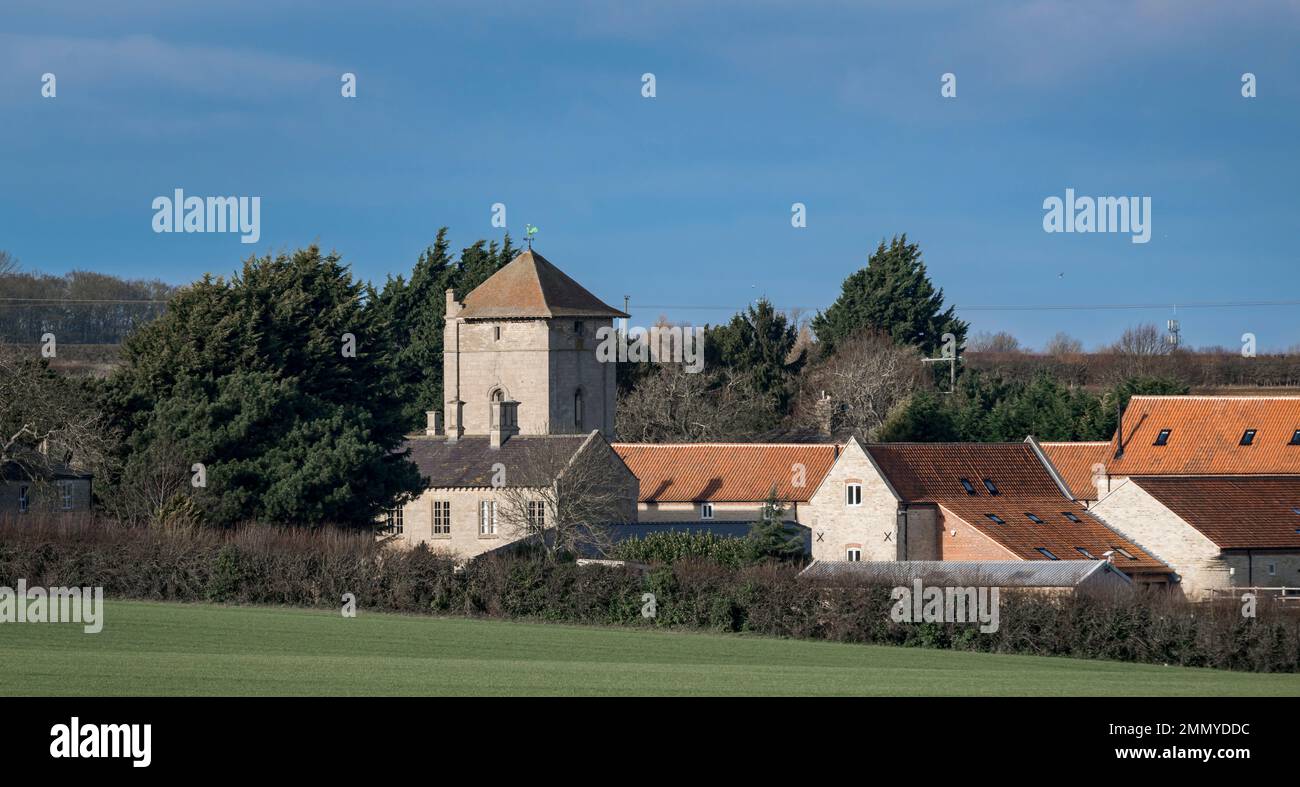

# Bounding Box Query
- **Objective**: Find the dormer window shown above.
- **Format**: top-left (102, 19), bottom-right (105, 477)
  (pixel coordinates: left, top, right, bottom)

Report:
top-left (1153, 429), bottom-right (1171, 446)
top-left (982, 479), bottom-right (999, 495)
top-left (1240, 429), bottom-right (1257, 446)
top-left (959, 478), bottom-right (976, 495)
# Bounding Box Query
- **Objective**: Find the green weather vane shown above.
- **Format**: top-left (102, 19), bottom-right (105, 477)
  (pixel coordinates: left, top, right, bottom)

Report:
top-left (524, 224), bottom-right (539, 249)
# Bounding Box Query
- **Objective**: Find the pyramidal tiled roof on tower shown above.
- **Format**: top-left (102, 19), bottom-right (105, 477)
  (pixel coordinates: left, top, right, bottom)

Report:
top-left (457, 249), bottom-right (630, 319)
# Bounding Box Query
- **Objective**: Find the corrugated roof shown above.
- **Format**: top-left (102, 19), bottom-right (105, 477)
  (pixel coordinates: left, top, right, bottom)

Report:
top-left (799, 559), bottom-right (1132, 587)
top-left (1131, 476), bottom-right (1300, 549)
top-left (1039, 441), bottom-right (1110, 501)
top-left (865, 443), bottom-right (1169, 572)
top-left (1107, 395), bottom-right (1300, 476)
top-left (404, 434), bottom-right (591, 487)
top-left (457, 250), bottom-right (629, 320)
top-left (612, 442), bottom-right (839, 503)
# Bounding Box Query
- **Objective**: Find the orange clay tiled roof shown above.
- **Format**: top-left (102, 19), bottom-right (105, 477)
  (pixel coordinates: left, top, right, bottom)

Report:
top-left (458, 250), bottom-right (629, 320)
top-left (1106, 396), bottom-right (1300, 477)
top-left (611, 443), bottom-right (839, 503)
top-left (1130, 477), bottom-right (1300, 550)
top-left (1039, 441), bottom-right (1110, 501)
top-left (865, 443), bottom-right (1170, 572)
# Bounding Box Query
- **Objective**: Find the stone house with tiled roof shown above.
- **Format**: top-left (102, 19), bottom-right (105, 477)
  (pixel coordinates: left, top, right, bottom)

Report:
top-left (1089, 477), bottom-right (1300, 599)
top-left (612, 442), bottom-right (839, 524)
top-left (1038, 396), bottom-right (1300, 596)
top-left (801, 438), bottom-right (1173, 587)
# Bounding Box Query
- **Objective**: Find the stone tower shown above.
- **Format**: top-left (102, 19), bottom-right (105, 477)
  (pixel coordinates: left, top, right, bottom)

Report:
top-left (441, 249), bottom-right (628, 441)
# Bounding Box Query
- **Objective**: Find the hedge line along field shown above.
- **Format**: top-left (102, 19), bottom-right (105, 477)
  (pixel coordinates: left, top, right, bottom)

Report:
top-left (4, 601), bottom-right (1300, 697)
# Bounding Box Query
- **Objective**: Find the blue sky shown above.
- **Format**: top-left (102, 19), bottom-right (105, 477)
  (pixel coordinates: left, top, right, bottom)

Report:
top-left (2, 0), bottom-right (1298, 351)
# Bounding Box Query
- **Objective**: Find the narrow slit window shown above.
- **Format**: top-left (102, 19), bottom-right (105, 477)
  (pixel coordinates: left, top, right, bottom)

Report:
top-left (1153, 429), bottom-right (1171, 446)
top-left (700, 502), bottom-right (714, 520)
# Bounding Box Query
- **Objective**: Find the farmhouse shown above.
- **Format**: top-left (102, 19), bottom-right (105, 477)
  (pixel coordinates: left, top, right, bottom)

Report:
top-left (1042, 396), bottom-right (1300, 597)
top-left (1, 454), bottom-right (92, 516)
top-left (799, 437), bottom-right (1172, 587)
top-left (1088, 477), bottom-right (1300, 599)
top-left (613, 442), bottom-right (838, 523)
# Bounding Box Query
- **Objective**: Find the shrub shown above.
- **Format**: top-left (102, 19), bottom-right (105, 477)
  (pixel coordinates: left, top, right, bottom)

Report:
top-left (1, 515), bottom-right (1296, 673)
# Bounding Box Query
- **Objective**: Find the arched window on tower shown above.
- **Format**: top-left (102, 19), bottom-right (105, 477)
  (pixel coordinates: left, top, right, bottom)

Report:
top-left (574, 389), bottom-right (584, 430)
top-left (490, 388), bottom-right (504, 428)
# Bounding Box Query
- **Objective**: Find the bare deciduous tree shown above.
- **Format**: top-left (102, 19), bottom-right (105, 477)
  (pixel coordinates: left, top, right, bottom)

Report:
top-left (1044, 331), bottom-right (1084, 356)
top-left (967, 330), bottom-right (1022, 353)
top-left (0, 343), bottom-right (112, 482)
top-left (616, 364), bottom-right (778, 442)
top-left (497, 435), bottom-right (636, 560)
top-left (0, 251), bottom-right (18, 277)
top-left (794, 330), bottom-right (923, 439)
top-left (100, 438), bottom-right (199, 528)
top-left (1112, 323), bottom-right (1172, 356)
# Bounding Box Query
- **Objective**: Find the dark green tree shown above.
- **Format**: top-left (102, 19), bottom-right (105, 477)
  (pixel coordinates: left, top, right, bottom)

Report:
top-left (812, 235), bottom-right (966, 356)
top-left (102, 246), bottom-right (423, 527)
top-left (877, 391), bottom-right (961, 442)
top-left (706, 297), bottom-right (802, 413)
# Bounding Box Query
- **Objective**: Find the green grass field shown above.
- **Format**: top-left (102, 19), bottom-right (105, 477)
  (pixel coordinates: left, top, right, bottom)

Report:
top-left (2, 601), bottom-right (1298, 696)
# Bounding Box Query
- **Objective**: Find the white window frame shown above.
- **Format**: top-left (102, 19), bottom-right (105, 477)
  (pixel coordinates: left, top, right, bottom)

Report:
top-left (846, 548), bottom-right (862, 562)
top-left (527, 500), bottom-right (546, 530)
top-left (845, 483), bottom-right (862, 507)
top-left (700, 502), bottom-right (714, 520)
top-left (431, 500), bottom-right (450, 535)
top-left (479, 500), bottom-right (497, 536)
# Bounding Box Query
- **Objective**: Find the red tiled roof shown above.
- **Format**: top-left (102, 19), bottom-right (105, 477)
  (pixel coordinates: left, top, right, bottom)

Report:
top-left (1130, 476), bottom-right (1300, 550)
top-left (865, 443), bottom-right (1169, 572)
top-left (1039, 442), bottom-right (1110, 501)
top-left (1107, 396), bottom-right (1300, 477)
top-left (458, 250), bottom-right (629, 320)
top-left (611, 443), bottom-right (839, 503)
